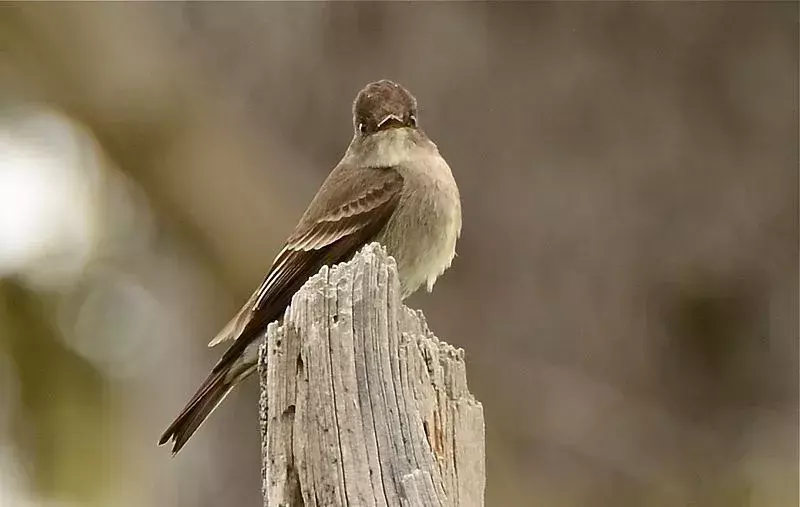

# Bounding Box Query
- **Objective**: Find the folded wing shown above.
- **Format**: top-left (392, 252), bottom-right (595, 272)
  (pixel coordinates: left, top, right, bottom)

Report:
top-left (160, 165), bottom-right (404, 454)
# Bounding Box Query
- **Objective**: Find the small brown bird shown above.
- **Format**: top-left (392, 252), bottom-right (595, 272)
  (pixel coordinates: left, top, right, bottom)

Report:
top-left (159, 80), bottom-right (461, 454)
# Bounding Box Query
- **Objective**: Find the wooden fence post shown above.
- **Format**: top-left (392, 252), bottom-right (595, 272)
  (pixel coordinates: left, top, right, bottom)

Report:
top-left (259, 243), bottom-right (485, 506)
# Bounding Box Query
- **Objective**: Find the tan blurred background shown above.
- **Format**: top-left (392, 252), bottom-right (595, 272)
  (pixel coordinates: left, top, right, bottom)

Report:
top-left (0, 3), bottom-right (797, 506)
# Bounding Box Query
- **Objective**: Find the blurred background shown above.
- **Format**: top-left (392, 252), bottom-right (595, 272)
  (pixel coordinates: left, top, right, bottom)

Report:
top-left (0, 3), bottom-right (796, 506)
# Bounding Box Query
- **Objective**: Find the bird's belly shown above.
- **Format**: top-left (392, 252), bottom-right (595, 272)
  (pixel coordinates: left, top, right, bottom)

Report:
top-left (376, 180), bottom-right (460, 298)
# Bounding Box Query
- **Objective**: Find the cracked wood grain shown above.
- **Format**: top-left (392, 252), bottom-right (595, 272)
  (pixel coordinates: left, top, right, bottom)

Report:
top-left (260, 243), bottom-right (485, 507)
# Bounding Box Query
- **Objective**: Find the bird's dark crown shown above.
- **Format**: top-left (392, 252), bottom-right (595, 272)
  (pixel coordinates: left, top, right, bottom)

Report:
top-left (353, 80), bottom-right (418, 135)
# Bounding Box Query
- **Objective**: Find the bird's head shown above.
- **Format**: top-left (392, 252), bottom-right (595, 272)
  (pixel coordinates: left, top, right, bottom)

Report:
top-left (353, 80), bottom-right (418, 136)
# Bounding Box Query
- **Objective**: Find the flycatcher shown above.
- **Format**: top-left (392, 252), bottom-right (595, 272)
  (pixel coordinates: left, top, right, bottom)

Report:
top-left (159, 80), bottom-right (461, 454)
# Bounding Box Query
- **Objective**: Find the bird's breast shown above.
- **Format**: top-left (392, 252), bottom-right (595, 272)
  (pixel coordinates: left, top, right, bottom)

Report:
top-left (377, 152), bottom-right (461, 298)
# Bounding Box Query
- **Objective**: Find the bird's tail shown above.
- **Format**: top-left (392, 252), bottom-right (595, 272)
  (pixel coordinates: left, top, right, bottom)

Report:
top-left (158, 361), bottom-right (255, 455)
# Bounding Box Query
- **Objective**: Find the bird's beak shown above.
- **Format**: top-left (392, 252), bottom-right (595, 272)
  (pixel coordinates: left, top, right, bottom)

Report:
top-left (377, 113), bottom-right (404, 130)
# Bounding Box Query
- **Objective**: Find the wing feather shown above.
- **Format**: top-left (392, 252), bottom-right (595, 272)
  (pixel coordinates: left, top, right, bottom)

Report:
top-left (207, 167), bottom-right (403, 359)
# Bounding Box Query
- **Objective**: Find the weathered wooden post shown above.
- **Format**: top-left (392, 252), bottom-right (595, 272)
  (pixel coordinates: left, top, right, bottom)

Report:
top-left (258, 243), bottom-right (485, 506)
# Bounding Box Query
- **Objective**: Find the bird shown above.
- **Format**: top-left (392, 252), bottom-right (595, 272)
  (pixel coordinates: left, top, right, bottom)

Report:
top-left (159, 79), bottom-right (461, 455)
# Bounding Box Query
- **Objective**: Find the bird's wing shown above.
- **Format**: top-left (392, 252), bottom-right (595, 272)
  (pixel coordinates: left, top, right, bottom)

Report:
top-left (206, 165), bottom-right (404, 362)
top-left (207, 290), bottom-right (259, 348)
top-left (160, 165), bottom-right (404, 453)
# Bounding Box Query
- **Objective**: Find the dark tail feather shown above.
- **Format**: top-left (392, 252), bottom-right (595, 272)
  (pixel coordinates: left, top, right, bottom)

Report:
top-left (159, 368), bottom-right (234, 455)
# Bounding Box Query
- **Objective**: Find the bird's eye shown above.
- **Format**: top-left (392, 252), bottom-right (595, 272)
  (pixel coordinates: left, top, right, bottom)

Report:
top-left (358, 122), bottom-right (367, 134)
top-left (408, 114), bottom-right (417, 127)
